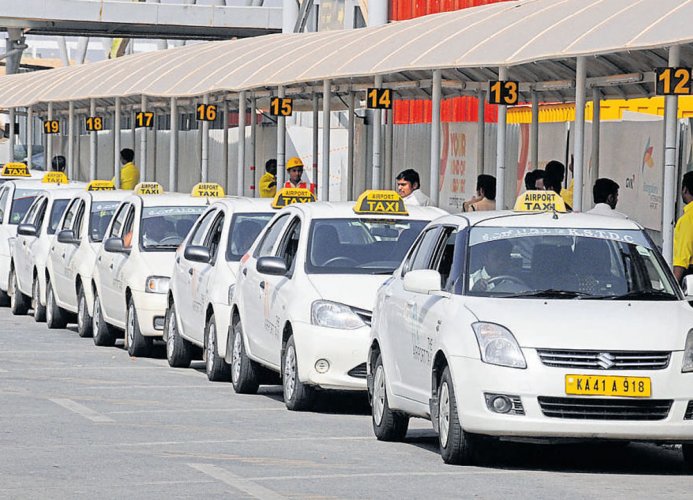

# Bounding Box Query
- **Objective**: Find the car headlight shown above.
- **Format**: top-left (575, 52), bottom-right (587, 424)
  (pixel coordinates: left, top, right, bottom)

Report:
top-left (311, 300), bottom-right (366, 330)
top-left (472, 322), bottom-right (526, 369)
top-left (227, 284), bottom-right (236, 306)
top-left (145, 276), bottom-right (170, 294)
top-left (682, 329), bottom-right (693, 373)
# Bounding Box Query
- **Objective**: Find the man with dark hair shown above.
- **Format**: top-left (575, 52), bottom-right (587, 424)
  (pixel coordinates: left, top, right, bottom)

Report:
top-left (586, 178), bottom-right (627, 218)
top-left (463, 174), bottom-right (496, 211)
top-left (51, 155), bottom-right (66, 173)
top-left (545, 158), bottom-right (574, 205)
top-left (524, 170), bottom-right (536, 191)
top-left (673, 171), bottom-right (693, 283)
top-left (112, 148), bottom-right (140, 190)
top-left (396, 169), bottom-right (431, 206)
top-left (533, 169), bottom-right (545, 190)
top-left (259, 158), bottom-right (277, 198)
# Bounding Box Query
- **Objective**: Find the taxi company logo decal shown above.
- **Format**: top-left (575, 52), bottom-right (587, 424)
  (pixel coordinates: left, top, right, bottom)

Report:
top-left (596, 352), bottom-right (615, 370)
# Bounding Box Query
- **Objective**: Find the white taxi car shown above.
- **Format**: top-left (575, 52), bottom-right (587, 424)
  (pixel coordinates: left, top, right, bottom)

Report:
top-left (45, 181), bottom-right (130, 332)
top-left (9, 173), bottom-right (85, 320)
top-left (166, 197), bottom-right (274, 380)
top-left (231, 190), bottom-right (445, 410)
top-left (90, 182), bottom-right (214, 357)
top-left (368, 191), bottom-right (693, 467)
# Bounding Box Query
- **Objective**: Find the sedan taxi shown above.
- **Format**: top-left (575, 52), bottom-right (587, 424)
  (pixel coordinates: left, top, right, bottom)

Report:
top-left (91, 182), bottom-right (213, 356)
top-left (231, 189), bottom-right (445, 410)
top-left (368, 191), bottom-right (693, 467)
top-left (9, 173), bottom-right (85, 320)
top-left (45, 181), bottom-right (130, 332)
top-left (166, 197), bottom-right (274, 380)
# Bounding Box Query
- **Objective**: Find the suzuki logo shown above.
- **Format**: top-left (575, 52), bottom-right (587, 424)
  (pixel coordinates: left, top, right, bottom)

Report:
top-left (596, 352), bottom-right (615, 369)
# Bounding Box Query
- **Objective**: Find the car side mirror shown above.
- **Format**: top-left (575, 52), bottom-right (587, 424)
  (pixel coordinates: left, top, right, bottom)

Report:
top-left (403, 269), bottom-right (442, 294)
top-left (57, 229), bottom-right (79, 245)
top-left (104, 237), bottom-right (130, 254)
top-left (256, 256), bottom-right (288, 276)
top-left (184, 245), bottom-right (211, 264)
top-left (17, 223), bottom-right (37, 237)
top-left (683, 275), bottom-right (693, 299)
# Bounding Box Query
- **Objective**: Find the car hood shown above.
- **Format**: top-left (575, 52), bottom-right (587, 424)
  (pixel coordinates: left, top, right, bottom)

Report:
top-left (306, 273), bottom-right (390, 312)
top-left (464, 297), bottom-right (693, 351)
top-left (140, 251), bottom-right (176, 278)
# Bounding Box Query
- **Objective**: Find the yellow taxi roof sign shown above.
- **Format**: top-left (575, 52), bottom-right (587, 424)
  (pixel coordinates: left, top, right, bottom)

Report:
top-left (271, 188), bottom-right (315, 209)
top-left (353, 190), bottom-right (408, 216)
top-left (86, 180), bottom-right (116, 191)
top-left (1, 162), bottom-right (31, 177)
top-left (514, 190), bottom-right (567, 213)
top-left (42, 172), bottom-right (69, 184)
top-left (191, 183), bottom-right (225, 198)
top-left (134, 182), bottom-right (164, 195)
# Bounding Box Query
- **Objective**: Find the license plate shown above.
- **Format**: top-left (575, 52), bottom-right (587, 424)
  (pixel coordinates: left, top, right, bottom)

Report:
top-left (565, 374), bottom-right (651, 397)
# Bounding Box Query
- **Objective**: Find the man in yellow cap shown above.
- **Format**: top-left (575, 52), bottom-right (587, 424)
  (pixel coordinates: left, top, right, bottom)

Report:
top-left (284, 156), bottom-right (316, 193)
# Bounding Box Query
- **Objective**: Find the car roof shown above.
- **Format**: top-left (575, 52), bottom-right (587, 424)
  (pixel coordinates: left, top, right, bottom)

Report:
top-left (122, 192), bottom-right (217, 208)
top-left (283, 201), bottom-right (447, 220)
top-left (209, 197), bottom-right (275, 213)
top-left (441, 210), bottom-right (642, 230)
top-left (34, 186), bottom-right (87, 201)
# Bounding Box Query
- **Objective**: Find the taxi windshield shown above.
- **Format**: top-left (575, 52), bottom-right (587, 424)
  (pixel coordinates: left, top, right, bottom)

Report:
top-left (48, 199), bottom-right (70, 235)
top-left (466, 227), bottom-right (678, 300)
top-left (226, 213), bottom-right (273, 262)
top-left (10, 188), bottom-right (42, 225)
top-left (307, 218), bottom-right (428, 275)
top-left (140, 206), bottom-right (205, 251)
top-left (89, 201), bottom-right (120, 242)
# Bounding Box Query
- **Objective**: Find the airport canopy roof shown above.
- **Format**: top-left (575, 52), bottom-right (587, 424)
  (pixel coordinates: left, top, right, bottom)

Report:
top-left (1, 0), bottom-right (693, 114)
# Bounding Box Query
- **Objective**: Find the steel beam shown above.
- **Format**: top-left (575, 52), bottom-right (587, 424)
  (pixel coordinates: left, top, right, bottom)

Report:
top-left (663, 45), bottom-right (681, 265)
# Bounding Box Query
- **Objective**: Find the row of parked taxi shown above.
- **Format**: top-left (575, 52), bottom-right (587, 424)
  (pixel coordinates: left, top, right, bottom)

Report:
top-left (2, 161), bottom-right (693, 468)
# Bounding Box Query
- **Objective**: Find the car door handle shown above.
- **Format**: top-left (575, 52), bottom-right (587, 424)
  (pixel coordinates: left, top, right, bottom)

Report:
top-left (51, 246), bottom-right (55, 252)
top-left (109, 263), bottom-right (114, 270)
top-left (259, 281), bottom-right (265, 290)
top-left (242, 267), bottom-right (247, 276)
top-left (406, 300), bottom-right (416, 307)
top-left (188, 268), bottom-right (193, 276)
top-left (176, 256), bottom-right (180, 264)
top-left (98, 256), bottom-right (102, 262)
top-left (61, 253), bottom-right (66, 259)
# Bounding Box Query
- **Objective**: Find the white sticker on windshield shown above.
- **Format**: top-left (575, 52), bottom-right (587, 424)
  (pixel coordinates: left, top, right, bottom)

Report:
top-left (636, 245), bottom-right (650, 256)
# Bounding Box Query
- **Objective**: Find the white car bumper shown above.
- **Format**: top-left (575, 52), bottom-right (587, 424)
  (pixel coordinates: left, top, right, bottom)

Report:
top-left (0, 251), bottom-right (11, 293)
top-left (292, 321), bottom-right (369, 391)
top-left (448, 352), bottom-right (693, 442)
top-left (131, 290), bottom-right (167, 337)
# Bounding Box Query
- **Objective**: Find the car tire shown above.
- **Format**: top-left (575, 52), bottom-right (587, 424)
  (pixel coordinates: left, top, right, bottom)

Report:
top-left (371, 354), bottom-right (409, 441)
top-left (229, 319), bottom-right (260, 394)
top-left (683, 444), bottom-right (693, 472)
top-left (282, 335), bottom-right (316, 411)
top-left (31, 276), bottom-right (47, 323)
top-left (77, 286), bottom-right (93, 338)
top-left (126, 298), bottom-right (152, 357)
top-left (92, 291), bottom-right (116, 347)
top-left (45, 281), bottom-right (68, 329)
top-left (438, 366), bottom-right (475, 465)
top-left (0, 289), bottom-right (10, 307)
top-left (204, 314), bottom-right (231, 382)
top-left (10, 268), bottom-right (28, 316)
top-left (165, 302), bottom-right (192, 368)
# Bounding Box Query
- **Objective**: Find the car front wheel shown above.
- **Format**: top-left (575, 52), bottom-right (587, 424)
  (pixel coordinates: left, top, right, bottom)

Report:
top-left (164, 302), bottom-right (192, 368)
top-left (282, 335), bottom-right (315, 411)
top-left (10, 269), bottom-right (28, 316)
top-left (205, 314), bottom-right (231, 382)
top-left (92, 291), bottom-right (116, 347)
top-left (371, 354), bottom-right (409, 441)
top-left (126, 299), bottom-right (152, 357)
top-left (46, 281), bottom-right (68, 329)
top-left (77, 286), bottom-right (92, 338)
top-left (32, 276), bottom-right (46, 323)
top-left (229, 319), bottom-right (259, 394)
top-left (438, 366), bottom-right (475, 465)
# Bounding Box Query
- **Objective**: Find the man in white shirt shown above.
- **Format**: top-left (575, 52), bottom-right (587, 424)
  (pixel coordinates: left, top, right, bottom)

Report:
top-left (396, 169), bottom-right (432, 206)
top-left (586, 178), bottom-right (628, 219)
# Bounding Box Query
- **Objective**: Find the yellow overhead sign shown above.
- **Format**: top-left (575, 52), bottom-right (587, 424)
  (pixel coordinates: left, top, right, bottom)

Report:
top-left (1, 162), bottom-right (31, 177)
top-left (271, 188), bottom-right (315, 209)
top-left (86, 180), bottom-right (116, 191)
top-left (514, 190), bottom-right (567, 213)
top-left (191, 183), bottom-right (225, 198)
top-left (353, 190), bottom-right (408, 215)
top-left (42, 172), bottom-right (68, 184)
top-left (134, 182), bottom-right (164, 195)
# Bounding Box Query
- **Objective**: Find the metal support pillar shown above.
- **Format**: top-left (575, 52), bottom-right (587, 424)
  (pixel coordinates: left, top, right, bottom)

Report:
top-left (321, 79), bottom-right (331, 201)
top-left (384, 108), bottom-right (393, 190)
top-left (573, 56), bottom-right (587, 212)
top-left (140, 96), bottom-right (148, 181)
top-left (250, 96), bottom-right (257, 197)
top-left (347, 91), bottom-right (355, 201)
top-left (477, 90), bottom-right (485, 174)
top-left (170, 97), bottom-right (178, 192)
top-left (114, 97), bottom-right (122, 188)
top-left (430, 70), bottom-right (442, 206)
top-left (663, 45), bottom-right (681, 265)
top-left (372, 75), bottom-right (383, 189)
top-left (8, 108), bottom-right (15, 163)
top-left (68, 102), bottom-right (75, 178)
top-left (312, 93), bottom-right (319, 192)
top-left (495, 67), bottom-right (508, 209)
top-left (151, 111), bottom-right (158, 184)
top-left (277, 86), bottom-right (286, 188)
top-left (591, 89), bottom-right (601, 182)
top-left (26, 106), bottom-right (33, 168)
top-left (530, 92), bottom-right (539, 172)
top-left (223, 100), bottom-right (229, 191)
top-left (89, 100), bottom-right (97, 180)
top-left (238, 91), bottom-right (247, 196)
top-left (201, 94), bottom-right (210, 183)
top-left (47, 102), bottom-right (54, 170)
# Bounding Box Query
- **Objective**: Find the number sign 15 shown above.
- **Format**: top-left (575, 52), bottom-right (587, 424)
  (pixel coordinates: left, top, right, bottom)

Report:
top-left (270, 97), bottom-right (293, 117)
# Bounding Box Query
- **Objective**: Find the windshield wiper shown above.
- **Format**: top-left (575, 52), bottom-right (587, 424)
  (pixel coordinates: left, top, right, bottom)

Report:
top-left (145, 244), bottom-right (179, 250)
top-left (501, 289), bottom-right (592, 299)
top-left (608, 289), bottom-right (677, 301)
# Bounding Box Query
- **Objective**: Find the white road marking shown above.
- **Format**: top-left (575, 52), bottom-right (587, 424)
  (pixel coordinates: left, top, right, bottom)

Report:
top-left (188, 463), bottom-right (285, 500)
top-left (0, 368), bottom-right (8, 373)
top-left (118, 436), bottom-right (372, 447)
top-left (107, 407), bottom-right (284, 415)
top-left (49, 398), bottom-right (115, 423)
top-left (248, 470), bottom-right (522, 482)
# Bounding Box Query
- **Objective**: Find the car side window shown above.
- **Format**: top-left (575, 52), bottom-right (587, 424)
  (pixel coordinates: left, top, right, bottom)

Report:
top-left (254, 214), bottom-right (290, 257)
top-left (188, 209), bottom-right (217, 247)
top-left (73, 201), bottom-right (86, 236)
top-left (23, 198), bottom-right (41, 226)
top-left (206, 213), bottom-right (225, 263)
top-left (109, 204), bottom-right (130, 238)
top-left (121, 207), bottom-right (135, 249)
top-left (402, 227), bottom-right (442, 275)
top-left (0, 187), bottom-right (9, 224)
top-left (430, 227), bottom-right (458, 290)
top-left (33, 199), bottom-right (48, 232)
top-left (276, 217), bottom-right (301, 272)
top-left (61, 199), bottom-right (80, 231)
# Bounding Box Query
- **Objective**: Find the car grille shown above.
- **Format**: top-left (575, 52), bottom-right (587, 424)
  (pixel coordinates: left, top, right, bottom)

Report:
top-left (538, 396), bottom-right (672, 421)
top-left (354, 308), bottom-right (372, 327)
top-left (536, 349), bottom-right (670, 370)
top-left (348, 363), bottom-right (367, 379)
